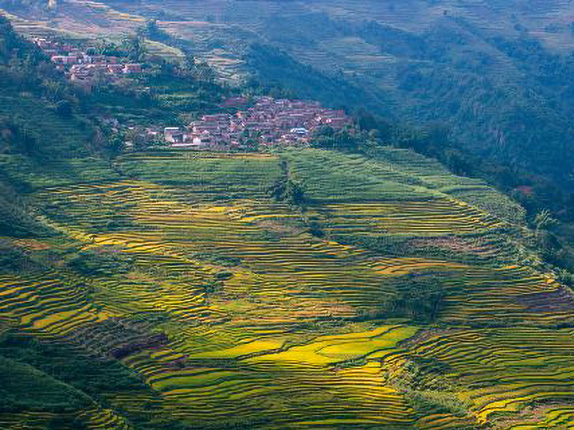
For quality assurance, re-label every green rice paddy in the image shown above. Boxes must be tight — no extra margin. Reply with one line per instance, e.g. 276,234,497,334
1,149,573,429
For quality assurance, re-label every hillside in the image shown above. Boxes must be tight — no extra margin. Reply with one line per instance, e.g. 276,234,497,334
2,6,574,430
4,0,573,217
4,144,574,429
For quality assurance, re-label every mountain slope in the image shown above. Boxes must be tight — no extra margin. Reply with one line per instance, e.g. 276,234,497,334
6,0,572,209
1,8,574,430
3,146,574,429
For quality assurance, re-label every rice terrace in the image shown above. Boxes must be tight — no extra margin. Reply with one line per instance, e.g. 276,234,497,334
1,147,574,430
2,0,574,429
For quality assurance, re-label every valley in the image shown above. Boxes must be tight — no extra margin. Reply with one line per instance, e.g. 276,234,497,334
4,0,574,206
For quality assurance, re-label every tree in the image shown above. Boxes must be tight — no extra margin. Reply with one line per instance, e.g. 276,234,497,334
55,99,72,117
94,39,122,57
106,135,125,158
183,54,196,73
122,34,146,62
268,162,306,208
283,179,305,206
311,128,360,151
125,127,147,150
393,274,445,323
47,416,88,430
145,19,159,37
535,209,558,234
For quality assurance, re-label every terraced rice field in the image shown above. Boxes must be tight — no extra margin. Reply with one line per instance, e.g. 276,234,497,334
2,149,574,429
412,328,574,428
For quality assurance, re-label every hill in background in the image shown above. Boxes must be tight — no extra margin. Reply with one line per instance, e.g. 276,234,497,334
3,0,573,207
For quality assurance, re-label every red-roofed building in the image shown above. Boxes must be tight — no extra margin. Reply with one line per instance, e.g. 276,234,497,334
123,64,142,74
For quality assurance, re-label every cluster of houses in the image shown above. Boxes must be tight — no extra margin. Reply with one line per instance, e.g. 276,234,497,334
164,96,353,149
32,38,143,85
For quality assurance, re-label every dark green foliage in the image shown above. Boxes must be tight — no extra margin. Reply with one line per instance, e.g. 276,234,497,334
192,252,242,267
142,19,164,41
46,416,89,430
391,274,445,323
122,33,146,63
268,160,306,207
66,247,134,276
282,179,305,206
135,70,226,115
385,355,476,424
0,179,46,237
352,112,485,180
311,127,362,152
237,10,574,230
0,118,37,156
0,334,192,429
55,99,73,117
307,220,325,238
269,176,305,207
0,17,95,158
0,355,92,413
557,269,574,288
246,43,381,111
388,23,574,213
0,241,46,272
91,40,127,58
408,391,473,421
215,271,233,281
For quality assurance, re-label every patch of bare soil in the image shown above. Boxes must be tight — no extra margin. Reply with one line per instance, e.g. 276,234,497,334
256,219,306,236
12,239,52,251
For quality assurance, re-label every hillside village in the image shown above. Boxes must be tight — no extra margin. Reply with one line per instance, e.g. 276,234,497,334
32,37,354,150
164,96,353,149
33,37,143,87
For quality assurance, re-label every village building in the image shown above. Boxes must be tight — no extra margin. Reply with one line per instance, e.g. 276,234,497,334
124,64,143,74
33,37,143,84
107,64,124,74
165,96,354,150
164,127,184,144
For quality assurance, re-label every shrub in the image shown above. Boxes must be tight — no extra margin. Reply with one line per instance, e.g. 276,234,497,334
67,247,133,276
